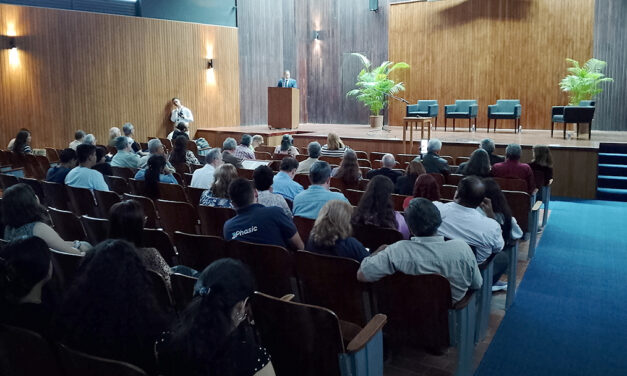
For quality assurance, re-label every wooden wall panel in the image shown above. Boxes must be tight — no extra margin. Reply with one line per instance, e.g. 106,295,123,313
237,0,389,126
0,4,240,149
593,0,627,131
388,0,595,130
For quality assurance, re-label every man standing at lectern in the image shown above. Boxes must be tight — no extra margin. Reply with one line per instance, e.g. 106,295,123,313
277,70,298,88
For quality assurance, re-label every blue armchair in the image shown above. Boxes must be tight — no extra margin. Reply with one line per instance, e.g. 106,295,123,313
551,100,596,139
487,99,521,133
444,100,478,132
406,100,439,129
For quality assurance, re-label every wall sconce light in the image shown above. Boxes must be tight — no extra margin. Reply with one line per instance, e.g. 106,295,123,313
313,30,321,41
207,58,214,69
9,37,16,50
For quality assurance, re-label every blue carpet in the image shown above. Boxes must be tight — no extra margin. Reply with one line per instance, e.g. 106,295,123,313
475,199,627,376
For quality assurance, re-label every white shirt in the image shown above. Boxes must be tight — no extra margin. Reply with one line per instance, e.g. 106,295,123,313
190,164,216,189
69,140,82,150
433,201,504,264
170,106,194,125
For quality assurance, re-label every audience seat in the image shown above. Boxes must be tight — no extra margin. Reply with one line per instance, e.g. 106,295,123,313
293,174,311,189
344,189,364,206
444,100,478,132
357,159,372,168
183,173,193,186
0,324,62,376
237,168,254,180
56,343,147,376
189,164,203,173
45,147,60,162
295,251,373,326
49,248,84,287
475,253,496,343
172,163,190,176
18,177,45,203
198,205,236,237
128,178,146,196
359,167,371,178
446,173,464,186
493,177,528,193
111,167,137,180
428,172,445,188
158,138,172,153
354,151,369,160
353,224,403,252
80,215,110,245
293,216,315,244
391,194,410,211
320,156,343,165
0,173,20,191
227,240,297,298
66,186,99,217
369,152,387,164
373,273,476,376
185,186,205,210
42,181,72,211
373,160,400,169
170,273,198,312
142,228,177,266
48,207,87,241
330,177,360,191
255,151,273,160
173,231,226,271
155,200,199,237
147,269,175,313
94,190,121,218
123,194,158,228
503,190,542,259
441,184,457,201
455,156,470,166
252,292,387,376
104,175,131,195
358,179,370,191
256,145,275,154
158,182,188,202
268,160,282,172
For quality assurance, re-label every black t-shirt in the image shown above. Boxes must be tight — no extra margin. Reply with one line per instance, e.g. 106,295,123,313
306,236,369,262
0,302,52,337
395,174,418,196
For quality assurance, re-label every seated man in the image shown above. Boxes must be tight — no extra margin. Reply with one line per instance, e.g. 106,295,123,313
357,198,482,303
190,148,222,189
433,176,507,290
417,139,450,174
366,153,402,183
122,122,143,154
69,130,85,150
491,143,535,194
234,134,255,160
221,137,244,169
223,178,304,251
251,135,264,151
111,136,140,168
273,157,304,201
138,138,174,173
65,144,109,192
46,148,76,184
167,122,190,141
481,138,504,165
293,161,349,219
295,141,321,174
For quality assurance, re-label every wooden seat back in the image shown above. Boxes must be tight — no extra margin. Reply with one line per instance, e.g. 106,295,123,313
45,147,60,162
369,151,387,163
293,216,315,244
391,194,410,211
42,181,71,210
198,205,236,237
158,182,188,202
142,228,176,266
295,251,371,326
111,166,136,180
237,168,254,180
104,175,131,195
494,177,528,192
17,177,45,203
396,154,419,165
455,156,470,165
80,216,110,245
49,248,84,287
170,273,198,312
0,324,62,376
353,224,403,251
255,151,272,160
185,186,205,209
94,190,121,218
330,177,359,192
123,194,158,228
503,190,531,233
440,184,457,201
173,231,227,271
319,155,343,165
357,159,372,168
56,343,148,376
128,178,146,195
445,173,464,186
427,172,445,188
0,173,20,191
66,185,99,217
344,189,364,206
293,174,311,189
48,207,87,241
155,199,198,237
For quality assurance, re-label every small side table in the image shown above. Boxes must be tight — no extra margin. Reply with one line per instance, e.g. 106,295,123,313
403,116,432,153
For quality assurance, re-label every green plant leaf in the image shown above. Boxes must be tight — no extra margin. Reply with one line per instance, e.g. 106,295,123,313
559,58,613,105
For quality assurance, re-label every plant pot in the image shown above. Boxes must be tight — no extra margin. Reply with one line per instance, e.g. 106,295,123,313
369,115,383,129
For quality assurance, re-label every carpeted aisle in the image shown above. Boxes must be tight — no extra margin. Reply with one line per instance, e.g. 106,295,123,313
475,199,627,376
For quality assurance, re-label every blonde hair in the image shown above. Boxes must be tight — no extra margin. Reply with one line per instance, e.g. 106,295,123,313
327,133,344,150
532,145,553,168
109,127,121,140
310,200,353,247
211,164,238,199
406,160,426,176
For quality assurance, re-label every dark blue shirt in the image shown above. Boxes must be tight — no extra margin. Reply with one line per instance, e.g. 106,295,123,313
223,204,297,249
46,166,72,184
306,236,369,262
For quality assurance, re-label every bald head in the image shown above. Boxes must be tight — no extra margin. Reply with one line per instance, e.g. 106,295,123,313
455,176,485,208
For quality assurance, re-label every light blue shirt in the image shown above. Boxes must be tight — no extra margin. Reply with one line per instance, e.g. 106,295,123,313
134,169,178,184
111,150,140,168
272,171,304,201
65,166,109,192
293,185,349,219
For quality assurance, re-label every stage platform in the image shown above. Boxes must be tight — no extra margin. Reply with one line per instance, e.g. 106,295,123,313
195,123,627,199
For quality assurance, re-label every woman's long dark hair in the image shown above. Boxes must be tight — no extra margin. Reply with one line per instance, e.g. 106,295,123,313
483,178,514,243
145,155,166,199
108,200,144,247
53,239,167,371
163,259,255,376
463,149,491,177
169,135,189,164
280,135,292,152
412,174,441,202
0,236,50,305
334,150,361,184
1,184,49,229
352,175,398,229
12,130,30,155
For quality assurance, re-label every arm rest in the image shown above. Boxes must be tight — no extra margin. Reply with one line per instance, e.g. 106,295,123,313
406,104,419,116
452,289,476,310
514,104,522,117
487,104,497,116
346,314,387,353
478,253,496,270
532,200,542,211
469,104,479,117
551,106,565,116
547,178,553,187
445,104,456,114
280,294,295,301
428,104,439,116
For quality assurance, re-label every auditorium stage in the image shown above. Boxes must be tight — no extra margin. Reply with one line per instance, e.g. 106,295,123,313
195,123,627,200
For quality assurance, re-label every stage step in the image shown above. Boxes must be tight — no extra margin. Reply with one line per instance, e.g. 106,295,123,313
598,153,627,165
596,187,627,202
598,143,627,154
598,164,627,177
598,175,627,190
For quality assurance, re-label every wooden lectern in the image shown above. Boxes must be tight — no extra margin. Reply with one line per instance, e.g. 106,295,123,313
268,87,299,129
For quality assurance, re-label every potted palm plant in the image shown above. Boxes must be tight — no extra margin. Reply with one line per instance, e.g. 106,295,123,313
347,53,410,129
559,58,613,105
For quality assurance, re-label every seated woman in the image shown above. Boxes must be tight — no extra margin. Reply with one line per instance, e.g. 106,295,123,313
253,165,292,218
157,258,275,376
528,145,553,189
307,200,369,262
0,237,54,335
273,134,299,157
2,184,89,255
200,164,238,208
457,148,492,177
92,145,113,176
108,127,121,148
320,132,349,158
10,130,33,155
108,200,172,287
330,150,361,188
53,239,170,374
169,135,199,166
351,175,410,239
394,160,426,196
480,178,523,243
135,155,177,199
402,174,441,209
